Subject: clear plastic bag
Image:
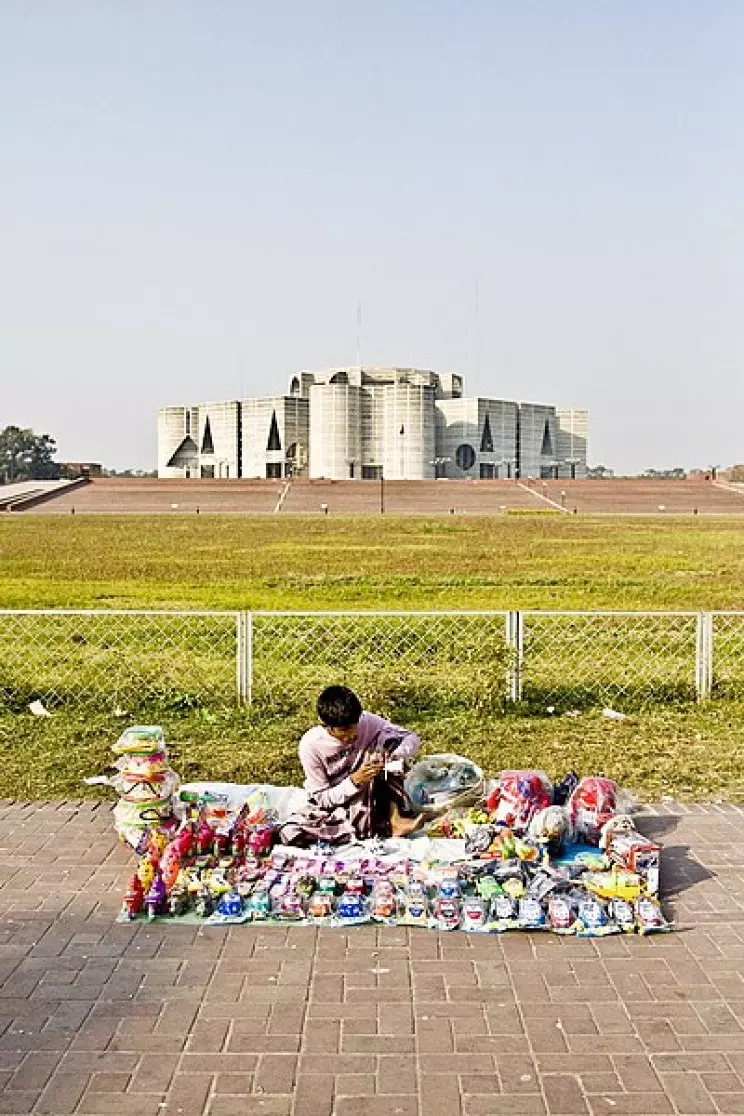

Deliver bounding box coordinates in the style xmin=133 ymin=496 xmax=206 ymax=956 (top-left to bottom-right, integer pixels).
xmin=490 ymin=770 xmax=553 ymax=833
xmin=404 ymin=755 xmax=484 ymax=815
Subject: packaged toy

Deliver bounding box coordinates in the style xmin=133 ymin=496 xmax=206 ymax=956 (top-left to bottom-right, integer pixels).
xmin=112 ymin=725 xmax=165 ymax=756
xmin=547 ymin=894 xmax=576 ymax=934
xmin=476 ymin=877 xmax=503 ymax=901
xmin=598 ymin=813 xmax=637 ymax=849
xmin=568 ymin=777 xmax=618 ymax=844
xmin=607 ymin=832 xmax=661 ymax=896
xmin=582 ymin=869 xmax=642 ymax=901
xmin=432 ymin=896 xmax=461 ymax=931
xmin=488 ymin=894 xmax=519 ymax=930
xmin=575 ymin=896 xmax=619 ymax=937
xmin=610 ymin=899 xmax=635 ymax=932
xmin=461 ymin=897 xmax=488 ymax=932
xmin=635 ymin=897 xmax=671 ymax=935
xmin=336 ymin=892 xmax=368 ymax=924
xmin=245 ymin=887 xmax=271 ymax=921
xmin=168 ymin=884 xmax=190 ymax=917
xmin=307 ymin=892 xmax=334 ymax=920
xmin=518 ymin=897 xmax=547 ymax=929
xmin=490 ymin=771 xmax=552 ymax=833
xmin=399 ymin=895 xmax=429 ymax=927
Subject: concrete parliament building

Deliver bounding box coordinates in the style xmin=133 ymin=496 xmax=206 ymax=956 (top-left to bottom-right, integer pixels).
xmin=158 ymin=367 xmax=588 ymax=482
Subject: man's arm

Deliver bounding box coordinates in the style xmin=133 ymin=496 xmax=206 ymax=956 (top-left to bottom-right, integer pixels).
xmin=364 ymin=714 xmax=420 ymax=760
xmin=299 ymin=737 xmax=360 ymax=810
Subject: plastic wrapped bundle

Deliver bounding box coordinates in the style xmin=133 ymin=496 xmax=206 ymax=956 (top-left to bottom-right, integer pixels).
xmin=490 ymin=770 xmax=553 ymax=833
xmin=112 ymin=725 xmax=179 ymax=846
xmin=568 ymin=777 xmax=618 ymax=845
xmin=404 ymin=755 xmax=485 ymax=815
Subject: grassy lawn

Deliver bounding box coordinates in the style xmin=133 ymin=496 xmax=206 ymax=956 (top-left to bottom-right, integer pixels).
xmin=1 ymin=513 xmax=744 ymax=802
xmin=1 ymin=513 xmax=744 ymax=610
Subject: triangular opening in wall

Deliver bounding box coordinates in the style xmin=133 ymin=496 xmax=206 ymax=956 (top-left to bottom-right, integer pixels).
xmin=267 ymin=410 xmax=282 ymax=451
xmin=541 ymin=420 xmax=553 ymax=456
xmin=201 ymin=416 xmax=214 ymax=455
xmin=166 ymin=436 xmax=198 ymax=468
xmin=480 ymin=414 xmax=494 ymax=452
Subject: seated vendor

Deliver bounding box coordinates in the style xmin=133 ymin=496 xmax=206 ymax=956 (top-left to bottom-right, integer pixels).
xmin=279 ymin=685 xmax=423 ymax=847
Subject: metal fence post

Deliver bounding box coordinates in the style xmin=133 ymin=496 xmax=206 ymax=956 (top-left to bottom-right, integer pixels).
xmin=696 ymin=612 xmax=713 ymax=702
xmin=506 ymin=610 xmax=524 ymax=702
xmin=237 ymin=611 xmax=253 ymax=706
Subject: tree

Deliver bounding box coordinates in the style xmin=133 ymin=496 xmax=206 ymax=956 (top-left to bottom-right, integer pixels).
xmin=586 ymin=464 xmax=614 ymax=479
xmin=0 ymin=426 xmax=60 ymax=484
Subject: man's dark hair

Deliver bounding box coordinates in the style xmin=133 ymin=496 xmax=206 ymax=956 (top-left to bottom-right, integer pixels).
xmin=317 ymin=685 xmax=362 ymax=727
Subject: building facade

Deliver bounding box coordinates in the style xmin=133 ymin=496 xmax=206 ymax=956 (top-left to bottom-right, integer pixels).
xmin=158 ymin=367 xmax=588 ymax=481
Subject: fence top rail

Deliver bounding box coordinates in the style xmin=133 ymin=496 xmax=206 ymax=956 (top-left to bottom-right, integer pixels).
xmin=0 ymin=609 xmax=238 ymax=618
xmin=250 ymin=609 xmax=511 ymax=617
xmin=0 ymin=607 xmax=740 ymax=618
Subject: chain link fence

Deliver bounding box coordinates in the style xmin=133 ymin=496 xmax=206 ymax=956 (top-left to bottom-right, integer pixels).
xmin=0 ymin=608 xmax=743 ymax=713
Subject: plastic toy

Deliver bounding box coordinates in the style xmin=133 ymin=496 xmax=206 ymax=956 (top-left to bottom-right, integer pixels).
xmin=517 ymin=897 xmax=547 ymax=929
xmin=370 ymin=886 xmax=397 ymax=921
xmin=136 ymin=856 xmax=156 ymax=894
xmin=432 ymin=897 xmax=461 ymax=931
xmin=476 ymin=877 xmax=503 ymax=901
xmin=317 ymin=875 xmax=337 ymax=894
xmin=274 ymin=892 xmax=305 ymax=920
xmin=294 ymin=875 xmax=316 ymax=900
xmin=194 ymin=884 xmax=215 ymax=919
xmin=502 ymin=876 xmax=526 ymax=900
xmin=248 ymin=826 xmax=275 ymax=858
xmin=513 ymin=838 xmax=541 ymax=863
xmin=122 ymin=874 xmax=144 ymax=919
xmin=307 ymin=893 xmax=334 ymax=920
xmin=607 ymin=832 xmax=661 ymax=896
xmin=635 ymin=897 xmax=671 ymax=935
xmin=610 ymin=899 xmax=635 ymax=933
xmin=489 ymin=894 xmax=519 ymax=929
xmin=195 ymin=818 xmax=216 ymax=856
xmin=113 ymin=725 xmax=166 ymax=755
xmin=145 ymin=872 xmax=167 ymax=920
xmin=336 ymin=892 xmax=366 ymax=920
xmin=491 ymin=770 xmax=552 ymax=833
xmin=345 ymin=877 xmax=365 ymax=895
xmin=399 ymin=895 xmax=429 ymax=927
xmin=168 ymin=884 xmax=190 ymax=917
xmin=465 ymin=825 xmax=498 ymax=857
xmin=217 ymin=890 xmax=244 ymax=919
xmin=461 ymin=897 xmax=488 ymax=932
xmin=568 ymin=777 xmax=618 ymax=845
xmin=598 ymin=813 xmax=637 ymax=849
xmin=547 ymin=895 xmax=576 ymax=934
xmin=245 ymin=887 xmax=271 ymax=921
xmin=583 ymin=869 xmax=642 ymax=902
xmin=575 ymin=897 xmax=619 ymax=937
xmin=437 ymin=878 xmax=461 ymax=900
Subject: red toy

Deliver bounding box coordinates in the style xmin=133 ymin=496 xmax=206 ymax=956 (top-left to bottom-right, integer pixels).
xmin=568 ymin=777 xmax=618 ymax=845
xmin=248 ymin=826 xmax=275 ymax=858
xmin=122 ymin=874 xmax=144 ymax=919
xmin=491 ymin=771 xmax=552 ymax=833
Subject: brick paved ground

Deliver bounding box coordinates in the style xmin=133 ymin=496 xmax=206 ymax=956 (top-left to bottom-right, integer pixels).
xmin=1 ymin=801 xmax=744 ymax=1115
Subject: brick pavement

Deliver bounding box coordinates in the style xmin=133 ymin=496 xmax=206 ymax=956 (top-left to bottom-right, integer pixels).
xmin=1 ymin=800 xmax=744 ymax=1115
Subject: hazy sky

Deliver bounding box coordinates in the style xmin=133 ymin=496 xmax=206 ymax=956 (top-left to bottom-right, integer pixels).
xmin=2 ymin=1 xmax=743 ymax=473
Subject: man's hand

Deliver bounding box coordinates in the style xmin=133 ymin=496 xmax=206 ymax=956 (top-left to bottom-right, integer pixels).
xmin=351 ymin=753 xmax=384 ymax=787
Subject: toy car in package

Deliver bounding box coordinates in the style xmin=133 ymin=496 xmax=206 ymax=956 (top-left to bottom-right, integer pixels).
xmin=405 ymin=754 xmax=484 ymax=814
xmin=488 ymin=770 xmax=552 ymax=833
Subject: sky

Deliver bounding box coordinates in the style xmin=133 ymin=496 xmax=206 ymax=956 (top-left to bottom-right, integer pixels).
xmin=1 ymin=1 xmax=743 ymax=474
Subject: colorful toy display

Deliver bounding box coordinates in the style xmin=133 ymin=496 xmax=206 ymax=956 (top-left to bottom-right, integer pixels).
xmin=107 ymin=732 xmax=668 ymax=936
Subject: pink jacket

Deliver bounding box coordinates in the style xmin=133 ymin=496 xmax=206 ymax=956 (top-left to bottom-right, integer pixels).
xmin=298 ymin=712 xmax=420 ymax=809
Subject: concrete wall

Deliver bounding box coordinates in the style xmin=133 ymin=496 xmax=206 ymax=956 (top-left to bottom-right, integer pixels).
xmin=157 ymin=406 xmax=199 ymax=478
xmin=196 ymin=401 xmax=240 ymax=479
xmin=242 ymin=396 xmax=309 ymax=478
xmin=518 ymin=403 xmax=559 ymax=479
xmin=555 ymin=409 xmax=589 ymax=478
xmin=435 ymin=398 xmax=519 ymax=479
xmin=309 ymin=384 xmax=363 ymax=479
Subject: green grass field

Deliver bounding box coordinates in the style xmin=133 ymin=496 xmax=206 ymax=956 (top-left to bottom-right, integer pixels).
xmin=2 ymin=514 xmax=744 ymax=610
xmin=2 ymin=514 xmax=744 ymax=801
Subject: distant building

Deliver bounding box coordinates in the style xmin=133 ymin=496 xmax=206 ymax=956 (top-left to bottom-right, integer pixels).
xmin=158 ymin=367 xmax=588 ymax=481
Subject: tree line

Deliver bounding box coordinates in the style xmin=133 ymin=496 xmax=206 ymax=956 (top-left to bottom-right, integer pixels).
xmin=0 ymin=426 xmax=59 ymax=484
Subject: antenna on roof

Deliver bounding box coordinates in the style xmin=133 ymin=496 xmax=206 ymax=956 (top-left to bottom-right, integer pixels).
xmin=356 ymin=299 xmax=363 ymax=368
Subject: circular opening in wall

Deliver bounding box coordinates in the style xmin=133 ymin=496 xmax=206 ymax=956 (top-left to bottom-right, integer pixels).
xmin=455 ymin=444 xmax=476 ymax=471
